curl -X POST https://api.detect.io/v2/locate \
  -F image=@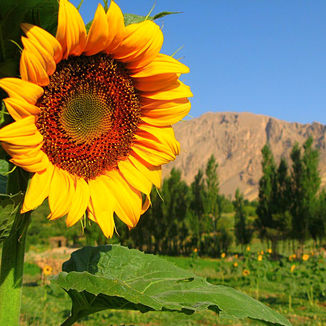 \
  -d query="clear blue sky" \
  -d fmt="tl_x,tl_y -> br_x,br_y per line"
71,0 -> 326,125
